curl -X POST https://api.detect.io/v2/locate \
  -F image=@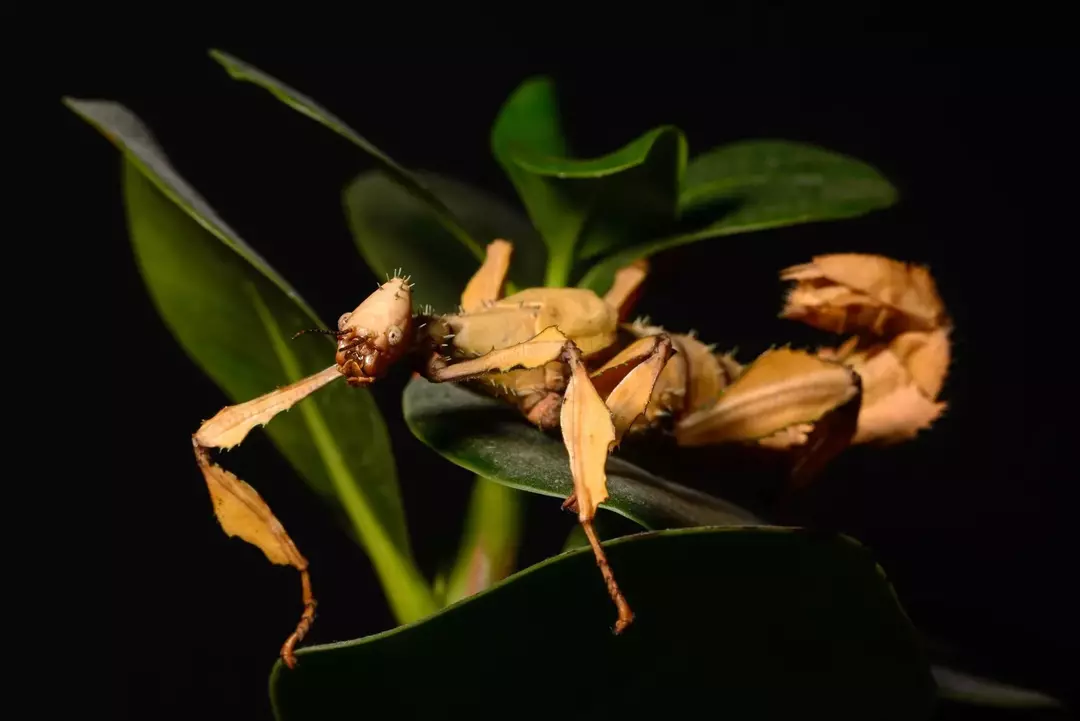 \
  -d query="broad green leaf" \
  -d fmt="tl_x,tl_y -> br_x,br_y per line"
343,170 -> 546,314
64,98 -> 436,623
931,665 -> 1066,710
270,527 -> 936,720
208,49 -> 491,277
402,377 -> 765,529
492,76 -> 686,287
578,140 -> 898,294
443,476 -> 524,604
